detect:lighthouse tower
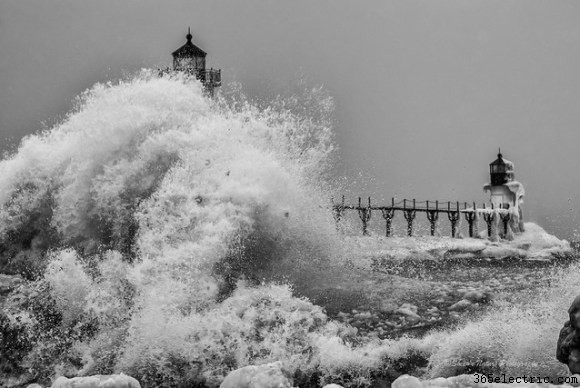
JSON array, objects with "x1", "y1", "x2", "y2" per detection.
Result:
[
  {"x1": 171, "y1": 28, "x2": 221, "y2": 97},
  {"x1": 483, "y1": 150, "x2": 525, "y2": 232}
]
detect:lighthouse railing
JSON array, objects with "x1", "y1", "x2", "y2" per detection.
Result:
[{"x1": 197, "y1": 68, "x2": 221, "y2": 86}]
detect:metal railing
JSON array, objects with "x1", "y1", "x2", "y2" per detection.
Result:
[
  {"x1": 197, "y1": 68, "x2": 221, "y2": 86},
  {"x1": 331, "y1": 196, "x2": 519, "y2": 239}
]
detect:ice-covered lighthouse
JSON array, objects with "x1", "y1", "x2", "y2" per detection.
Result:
[
  {"x1": 171, "y1": 28, "x2": 221, "y2": 97},
  {"x1": 483, "y1": 150, "x2": 525, "y2": 232}
]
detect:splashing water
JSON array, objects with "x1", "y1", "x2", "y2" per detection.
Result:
[
  {"x1": 0, "y1": 71, "x2": 382, "y2": 386},
  {"x1": 0, "y1": 71, "x2": 578, "y2": 387}
]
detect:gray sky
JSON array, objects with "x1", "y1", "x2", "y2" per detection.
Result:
[{"x1": 1, "y1": 0, "x2": 580, "y2": 239}]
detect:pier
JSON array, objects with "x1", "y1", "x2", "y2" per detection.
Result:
[{"x1": 331, "y1": 196, "x2": 515, "y2": 239}]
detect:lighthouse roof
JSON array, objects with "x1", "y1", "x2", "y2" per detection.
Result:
[
  {"x1": 490, "y1": 152, "x2": 514, "y2": 171},
  {"x1": 172, "y1": 28, "x2": 207, "y2": 58}
]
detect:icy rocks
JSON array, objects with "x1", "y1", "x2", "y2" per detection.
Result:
[
  {"x1": 448, "y1": 288, "x2": 492, "y2": 311},
  {"x1": 0, "y1": 274, "x2": 23, "y2": 295},
  {"x1": 463, "y1": 290, "x2": 489, "y2": 303},
  {"x1": 557, "y1": 296, "x2": 580, "y2": 374},
  {"x1": 396, "y1": 303, "x2": 421, "y2": 323},
  {"x1": 219, "y1": 362, "x2": 292, "y2": 388},
  {"x1": 0, "y1": 274, "x2": 24, "y2": 309},
  {"x1": 391, "y1": 375, "x2": 422, "y2": 388},
  {"x1": 322, "y1": 385, "x2": 344, "y2": 388},
  {"x1": 379, "y1": 301, "x2": 397, "y2": 313},
  {"x1": 51, "y1": 374, "x2": 140, "y2": 388},
  {"x1": 448, "y1": 299, "x2": 473, "y2": 311}
]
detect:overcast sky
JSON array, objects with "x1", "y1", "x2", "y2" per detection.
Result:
[{"x1": 1, "y1": 0, "x2": 580, "y2": 238}]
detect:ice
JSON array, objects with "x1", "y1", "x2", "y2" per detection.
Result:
[
  {"x1": 343, "y1": 222, "x2": 571, "y2": 269},
  {"x1": 51, "y1": 374, "x2": 140, "y2": 388}
]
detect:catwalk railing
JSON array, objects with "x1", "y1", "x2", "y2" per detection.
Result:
[{"x1": 331, "y1": 196, "x2": 514, "y2": 238}]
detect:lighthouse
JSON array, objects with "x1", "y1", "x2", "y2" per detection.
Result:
[
  {"x1": 483, "y1": 150, "x2": 525, "y2": 232},
  {"x1": 171, "y1": 28, "x2": 221, "y2": 97}
]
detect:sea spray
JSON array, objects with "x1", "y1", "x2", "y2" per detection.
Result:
[{"x1": 0, "y1": 71, "x2": 381, "y2": 386}]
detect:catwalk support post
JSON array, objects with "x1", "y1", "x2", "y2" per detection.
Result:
[
  {"x1": 403, "y1": 199, "x2": 417, "y2": 237},
  {"x1": 499, "y1": 208, "x2": 511, "y2": 238},
  {"x1": 331, "y1": 195, "x2": 345, "y2": 231},
  {"x1": 381, "y1": 197, "x2": 395, "y2": 237},
  {"x1": 447, "y1": 201, "x2": 460, "y2": 238},
  {"x1": 464, "y1": 202, "x2": 477, "y2": 238},
  {"x1": 426, "y1": 200, "x2": 439, "y2": 236},
  {"x1": 482, "y1": 203, "x2": 493, "y2": 238},
  {"x1": 357, "y1": 196, "x2": 372, "y2": 236}
]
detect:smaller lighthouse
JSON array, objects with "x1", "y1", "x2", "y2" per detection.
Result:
[
  {"x1": 171, "y1": 28, "x2": 221, "y2": 97},
  {"x1": 483, "y1": 150, "x2": 525, "y2": 232}
]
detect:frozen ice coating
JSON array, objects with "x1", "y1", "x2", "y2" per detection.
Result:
[
  {"x1": 0, "y1": 72, "x2": 578, "y2": 388},
  {"x1": 219, "y1": 362, "x2": 292, "y2": 388},
  {"x1": 51, "y1": 374, "x2": 141, "y2": 388}
]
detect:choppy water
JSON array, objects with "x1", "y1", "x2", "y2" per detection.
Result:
[{"x1": 0, "y1": 72, "x2": 578, "y2": 387}]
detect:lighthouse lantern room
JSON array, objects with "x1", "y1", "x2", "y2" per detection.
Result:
[
  {"x1": 489, "y1": 152, "x2": 515, "y2": 186},
  {"x1": 483, "y1": 150, "x2": 525, "y2": 231},
  {"x1": 171, "y1": 28, "x2": 221, "y2": 96}
]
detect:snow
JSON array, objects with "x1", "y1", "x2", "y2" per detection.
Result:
[
  {"x1": 342, "y1": 222, "x2": 572, "y2": 267},
  {"x1": 51, "y1": 374, "x2": 140, "y2": 388},
  {"x1": 219, "y1": 362, "x2": 292, "y2": 388},
  {"x1": 483, "y1": 180, "x2": 525, "y2": 198}
]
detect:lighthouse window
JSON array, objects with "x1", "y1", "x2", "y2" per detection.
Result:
[
  {"x1": 196, "y1": 57, "x2": 205, "y2": 70},
  {"x1": 491, "y1": 165, "x2": 506, "y2": 174},
  {"x1": 176, "y1": 57, "x2": 194, "y2": 69}
]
